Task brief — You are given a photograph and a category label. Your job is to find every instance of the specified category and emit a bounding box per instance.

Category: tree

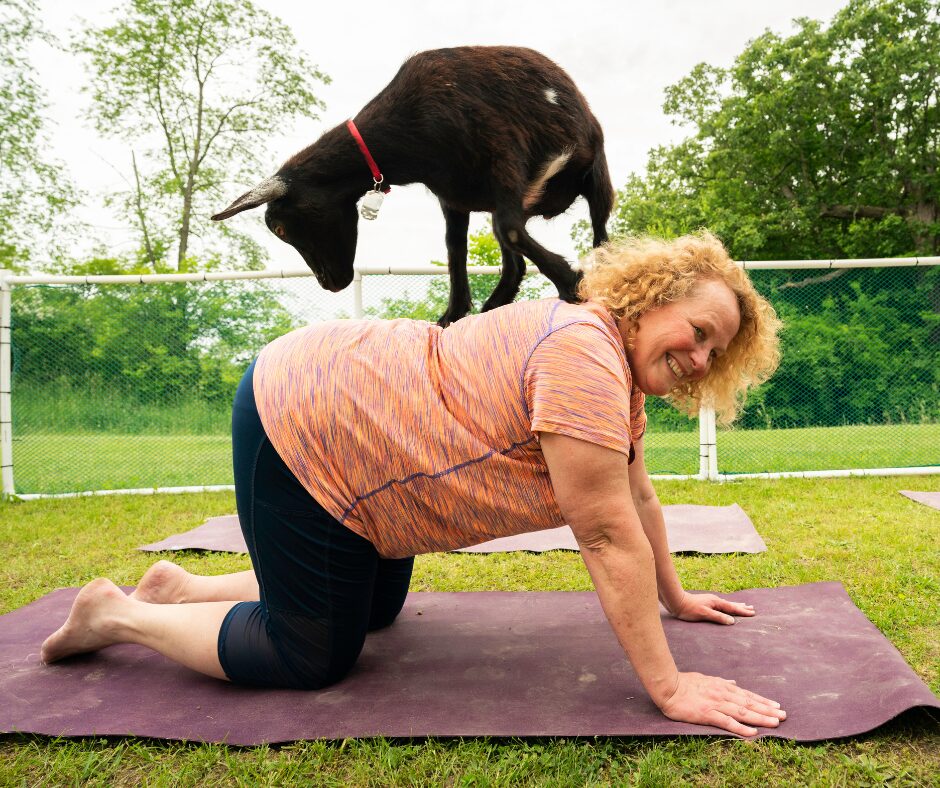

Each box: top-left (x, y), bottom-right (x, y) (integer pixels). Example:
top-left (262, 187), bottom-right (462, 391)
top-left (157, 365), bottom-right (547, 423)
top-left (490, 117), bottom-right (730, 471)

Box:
top-left (0, 0), bottom-right (78, 269)
top-left (606, 0), bottom-right (939, 263)
top-left (75, 0), bottom-right (329, 271)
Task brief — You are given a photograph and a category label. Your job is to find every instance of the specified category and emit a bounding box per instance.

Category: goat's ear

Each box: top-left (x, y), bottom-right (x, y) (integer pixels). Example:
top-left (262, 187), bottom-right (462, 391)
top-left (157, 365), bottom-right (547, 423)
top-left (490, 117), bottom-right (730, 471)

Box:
top-left (212, 176), bottom-right (288, 221)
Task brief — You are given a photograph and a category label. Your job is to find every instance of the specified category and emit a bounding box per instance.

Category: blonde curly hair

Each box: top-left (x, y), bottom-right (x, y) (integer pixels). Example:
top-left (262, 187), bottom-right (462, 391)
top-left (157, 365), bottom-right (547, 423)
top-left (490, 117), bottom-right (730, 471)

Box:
top-left (578, 231), bottom-right (782, 425)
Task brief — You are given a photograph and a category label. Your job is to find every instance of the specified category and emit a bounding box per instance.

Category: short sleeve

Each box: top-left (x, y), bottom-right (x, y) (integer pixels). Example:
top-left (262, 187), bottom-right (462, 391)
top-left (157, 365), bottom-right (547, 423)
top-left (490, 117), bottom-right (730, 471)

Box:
top-left (525, 320), bottom-right (636, 459)
top-left (631, 386), bottom-right (647, 443)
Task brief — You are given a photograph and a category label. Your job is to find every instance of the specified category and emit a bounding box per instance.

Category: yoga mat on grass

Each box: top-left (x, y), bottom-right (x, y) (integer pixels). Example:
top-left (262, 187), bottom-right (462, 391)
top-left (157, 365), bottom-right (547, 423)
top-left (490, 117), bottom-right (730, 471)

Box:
top-left (139, 516), bottom-right (244, 553)
top-left (138, 504), bottom-right (766, 555)
top-left (900, 490), bottom-right (940, 511)
top-left (456, 504), bottom-right (763, 554)
top-left (2, 583), bottom-right (937, 743)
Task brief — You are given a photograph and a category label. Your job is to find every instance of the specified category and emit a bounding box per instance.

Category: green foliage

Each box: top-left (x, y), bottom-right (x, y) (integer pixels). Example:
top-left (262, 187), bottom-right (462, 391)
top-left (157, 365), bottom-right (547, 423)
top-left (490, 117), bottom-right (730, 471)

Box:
top-left (0, 0), bottom-right (78, 268)
top-left (739, 267), bottom-right (940, 429)
top-left (605, 0), bottom-right (940, 260)
top-left (73, 0), bottom-right (330, 270)
top-left (12, 258), bottom-right (298, 422)
top-left (584, 0), bottom-right (940, 429)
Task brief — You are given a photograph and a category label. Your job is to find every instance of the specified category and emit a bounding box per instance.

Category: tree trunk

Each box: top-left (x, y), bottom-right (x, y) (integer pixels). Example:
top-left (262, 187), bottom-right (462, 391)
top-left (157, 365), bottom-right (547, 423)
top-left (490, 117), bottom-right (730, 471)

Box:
top-left (177, 177), bottom-right (193, 271)
top-left (132, 151), bottom-right (158, 271)
top-left (177, 86), bottom-right (205, 271)
top-left (819, 204), bottom-right (894, 220)
top-left (912, 200), bottom-right (937, 253)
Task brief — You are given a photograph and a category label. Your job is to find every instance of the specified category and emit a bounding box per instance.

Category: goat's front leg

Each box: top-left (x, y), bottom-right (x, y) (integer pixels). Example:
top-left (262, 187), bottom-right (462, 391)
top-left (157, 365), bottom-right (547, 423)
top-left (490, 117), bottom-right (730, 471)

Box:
top-left (493, 210), bottom-right (581, 303)
top-left (438, 204), bottom-right (472, 327)
top-left (481, 240), bottom-right (526, 313)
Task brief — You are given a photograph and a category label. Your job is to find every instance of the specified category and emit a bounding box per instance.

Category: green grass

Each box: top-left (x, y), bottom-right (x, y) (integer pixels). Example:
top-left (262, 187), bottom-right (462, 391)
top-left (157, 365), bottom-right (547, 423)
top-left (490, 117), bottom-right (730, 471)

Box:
top-left (14, 385), bottom-right (231, 435)
top-left (716, 423), bottom-right (940, 475)
top-left (13, 434), bottom-right (233, 493)
top-left (1, 476), bottom-right (938, 784)
top-left (639, 422), bottom-right (940, 477)
top-left (12, 423), bottom-right (939, 494)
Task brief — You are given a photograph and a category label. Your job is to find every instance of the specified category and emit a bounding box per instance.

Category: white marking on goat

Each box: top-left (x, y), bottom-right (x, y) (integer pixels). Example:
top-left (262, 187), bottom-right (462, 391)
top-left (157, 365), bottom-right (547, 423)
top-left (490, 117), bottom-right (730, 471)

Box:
top-left (544, 88), bottom-right (558, 104)
top-left (522, 150), bottom-right (573, 210)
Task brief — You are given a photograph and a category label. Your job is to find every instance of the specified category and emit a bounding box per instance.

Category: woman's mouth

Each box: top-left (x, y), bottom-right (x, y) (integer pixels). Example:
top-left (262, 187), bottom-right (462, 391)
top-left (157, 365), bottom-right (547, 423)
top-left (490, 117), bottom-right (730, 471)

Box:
top-left (666, 354), bottom-right (684, 379)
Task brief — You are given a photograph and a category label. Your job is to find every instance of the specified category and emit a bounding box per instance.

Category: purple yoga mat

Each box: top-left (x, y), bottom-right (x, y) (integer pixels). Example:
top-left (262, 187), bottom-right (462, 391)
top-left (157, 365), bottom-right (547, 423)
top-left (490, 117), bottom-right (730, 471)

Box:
top-left (1, 583), bottom-right (937, 743)
top-left (900, 490), bottom-right (940, 511)
top-left (138, 504), bottom-right (766, 555)
top-left (456, 504), bottom-right (764, 554)
top-left (139, 516), bottom-right (243, 553)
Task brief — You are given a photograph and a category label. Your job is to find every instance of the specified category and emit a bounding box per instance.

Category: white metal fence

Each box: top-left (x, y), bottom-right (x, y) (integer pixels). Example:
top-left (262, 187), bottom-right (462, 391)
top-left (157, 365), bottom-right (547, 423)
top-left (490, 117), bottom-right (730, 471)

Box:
top-left (3, 256), bottom-right (939, 499)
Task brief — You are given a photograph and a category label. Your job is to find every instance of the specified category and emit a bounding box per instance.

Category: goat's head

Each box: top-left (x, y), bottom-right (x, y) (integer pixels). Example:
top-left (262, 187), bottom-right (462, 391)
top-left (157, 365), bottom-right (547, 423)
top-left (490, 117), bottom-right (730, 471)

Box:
top-left (212, 176), bottom-right (358, 292)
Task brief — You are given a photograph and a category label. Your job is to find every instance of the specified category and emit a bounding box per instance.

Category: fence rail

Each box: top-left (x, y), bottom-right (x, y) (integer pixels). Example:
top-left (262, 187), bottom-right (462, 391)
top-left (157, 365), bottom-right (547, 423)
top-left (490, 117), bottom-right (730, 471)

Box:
top-left (3, 255), bottom-right (939, 499)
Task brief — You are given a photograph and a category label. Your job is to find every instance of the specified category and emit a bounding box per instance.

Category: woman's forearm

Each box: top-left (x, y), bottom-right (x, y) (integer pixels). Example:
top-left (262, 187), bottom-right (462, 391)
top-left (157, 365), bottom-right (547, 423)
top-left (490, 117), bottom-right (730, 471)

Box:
top-left (632, 493), bottom-right (685, 614)
top-left (577, 533), bottom-right (679, 706)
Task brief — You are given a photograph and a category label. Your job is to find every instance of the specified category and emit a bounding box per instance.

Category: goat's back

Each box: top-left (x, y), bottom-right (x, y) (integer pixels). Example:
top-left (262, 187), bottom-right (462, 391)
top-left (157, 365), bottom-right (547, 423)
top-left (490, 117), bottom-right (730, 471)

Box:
top-left (356, 46), bottom-right (605, 207)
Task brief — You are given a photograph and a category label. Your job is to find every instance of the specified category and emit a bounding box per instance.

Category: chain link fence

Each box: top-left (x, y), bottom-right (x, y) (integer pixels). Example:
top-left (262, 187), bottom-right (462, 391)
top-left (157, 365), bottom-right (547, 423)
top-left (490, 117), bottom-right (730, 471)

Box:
top-left (3, 260), bottom-right (938, 496)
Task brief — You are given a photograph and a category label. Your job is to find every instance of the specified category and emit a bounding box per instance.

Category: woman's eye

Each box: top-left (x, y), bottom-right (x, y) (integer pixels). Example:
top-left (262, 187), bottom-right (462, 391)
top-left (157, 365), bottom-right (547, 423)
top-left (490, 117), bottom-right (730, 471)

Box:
top-left (693, 326), bottom-right (705, 340)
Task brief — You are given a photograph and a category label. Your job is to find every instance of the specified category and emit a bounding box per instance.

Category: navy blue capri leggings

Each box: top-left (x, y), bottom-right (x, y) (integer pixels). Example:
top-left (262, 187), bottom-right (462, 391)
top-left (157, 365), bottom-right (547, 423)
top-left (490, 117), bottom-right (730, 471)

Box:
top-left (217, 361), bottom-right (414, 689)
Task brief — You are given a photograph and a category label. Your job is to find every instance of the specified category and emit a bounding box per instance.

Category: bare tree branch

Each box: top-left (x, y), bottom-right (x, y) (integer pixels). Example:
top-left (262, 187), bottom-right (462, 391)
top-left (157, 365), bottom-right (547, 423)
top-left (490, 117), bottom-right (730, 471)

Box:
top-left (777, 268), bottom-right (848, 290)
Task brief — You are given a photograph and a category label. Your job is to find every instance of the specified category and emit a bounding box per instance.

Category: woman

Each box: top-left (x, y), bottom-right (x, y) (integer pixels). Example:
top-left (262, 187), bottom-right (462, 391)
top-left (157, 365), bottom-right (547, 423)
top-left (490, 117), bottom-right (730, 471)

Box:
top-left (42, 232), bottom-right (785, 736)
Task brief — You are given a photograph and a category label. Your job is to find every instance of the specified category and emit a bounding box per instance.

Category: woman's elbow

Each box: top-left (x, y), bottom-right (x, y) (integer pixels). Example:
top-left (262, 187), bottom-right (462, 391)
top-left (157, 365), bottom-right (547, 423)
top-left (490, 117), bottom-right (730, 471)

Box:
top-left (574, 521), bottom-right (652, 559)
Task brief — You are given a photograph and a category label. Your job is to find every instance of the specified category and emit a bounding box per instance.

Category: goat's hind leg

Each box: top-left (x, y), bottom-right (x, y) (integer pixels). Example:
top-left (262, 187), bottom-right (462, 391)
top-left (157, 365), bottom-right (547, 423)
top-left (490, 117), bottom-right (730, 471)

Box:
top-left (437, 204), bottom-right (472, 327)
top-left (493, 210), bottom-right (581, 303)
top-left (583, 151), bottom-right (615, 248)
top-left (481, 240), bottom-right (526, 313)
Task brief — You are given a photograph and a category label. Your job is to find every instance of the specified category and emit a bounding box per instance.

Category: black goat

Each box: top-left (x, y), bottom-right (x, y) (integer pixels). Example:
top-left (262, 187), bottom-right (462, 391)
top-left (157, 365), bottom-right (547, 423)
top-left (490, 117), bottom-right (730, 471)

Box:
top-left (213, 46), bottom-right (614, 326)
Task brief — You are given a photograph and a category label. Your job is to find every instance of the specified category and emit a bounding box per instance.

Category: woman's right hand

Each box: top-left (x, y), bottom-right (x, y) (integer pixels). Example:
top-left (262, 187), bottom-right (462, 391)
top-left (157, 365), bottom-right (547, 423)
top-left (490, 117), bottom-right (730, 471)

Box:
top-left (657, 672), bottom-right (787, 736)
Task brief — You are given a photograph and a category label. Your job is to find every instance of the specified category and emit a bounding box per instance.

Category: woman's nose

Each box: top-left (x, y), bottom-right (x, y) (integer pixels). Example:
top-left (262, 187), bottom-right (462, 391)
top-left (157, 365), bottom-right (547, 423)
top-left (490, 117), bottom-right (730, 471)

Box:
top-left (690, 347), bottom-right (710, 373)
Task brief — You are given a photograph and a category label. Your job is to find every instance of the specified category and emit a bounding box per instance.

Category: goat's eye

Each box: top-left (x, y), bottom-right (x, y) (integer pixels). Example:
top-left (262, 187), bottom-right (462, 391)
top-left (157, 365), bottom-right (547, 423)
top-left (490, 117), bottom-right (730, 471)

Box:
top-left (273, 224), bottom-right (286, 238)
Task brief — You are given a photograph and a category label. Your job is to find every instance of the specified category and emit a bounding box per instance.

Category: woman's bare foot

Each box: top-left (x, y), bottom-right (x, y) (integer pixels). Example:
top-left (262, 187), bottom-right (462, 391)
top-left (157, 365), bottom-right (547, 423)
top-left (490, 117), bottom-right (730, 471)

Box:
top-left (41, 578), bottom-right (129, 663)
top-left (130, 560), bottom-right (191, 603)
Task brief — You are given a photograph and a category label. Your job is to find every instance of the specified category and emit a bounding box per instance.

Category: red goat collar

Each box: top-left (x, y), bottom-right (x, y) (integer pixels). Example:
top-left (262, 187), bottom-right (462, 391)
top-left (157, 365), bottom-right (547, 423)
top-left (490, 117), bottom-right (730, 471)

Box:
top-left (346, 120), bottom-right (391, 193)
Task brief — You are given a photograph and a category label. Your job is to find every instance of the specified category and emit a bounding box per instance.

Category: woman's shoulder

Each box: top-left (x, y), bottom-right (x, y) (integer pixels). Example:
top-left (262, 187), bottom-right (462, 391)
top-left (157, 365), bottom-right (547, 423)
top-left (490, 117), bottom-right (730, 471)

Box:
top-left (545, 298), bottom-right (618, 336)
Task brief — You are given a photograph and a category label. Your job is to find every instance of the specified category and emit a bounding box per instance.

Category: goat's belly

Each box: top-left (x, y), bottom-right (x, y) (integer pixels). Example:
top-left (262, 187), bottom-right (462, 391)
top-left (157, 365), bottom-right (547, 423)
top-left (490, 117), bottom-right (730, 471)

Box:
top-left (437, 193), bottom-right (495, 213)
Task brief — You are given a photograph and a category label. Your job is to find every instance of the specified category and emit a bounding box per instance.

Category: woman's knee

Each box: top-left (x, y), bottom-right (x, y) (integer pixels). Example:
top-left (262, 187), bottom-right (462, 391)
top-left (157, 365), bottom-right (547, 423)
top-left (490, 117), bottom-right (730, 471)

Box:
top-left (218, 602), bottom-right (363, 690)
top-left (368, 556), bottom-right (414, 631)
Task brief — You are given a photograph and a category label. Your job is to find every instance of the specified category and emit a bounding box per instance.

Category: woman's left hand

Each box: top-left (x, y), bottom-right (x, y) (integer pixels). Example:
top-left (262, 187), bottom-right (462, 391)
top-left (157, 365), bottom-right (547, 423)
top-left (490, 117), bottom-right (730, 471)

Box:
top-left (672, 591), bottom-right (755, 625)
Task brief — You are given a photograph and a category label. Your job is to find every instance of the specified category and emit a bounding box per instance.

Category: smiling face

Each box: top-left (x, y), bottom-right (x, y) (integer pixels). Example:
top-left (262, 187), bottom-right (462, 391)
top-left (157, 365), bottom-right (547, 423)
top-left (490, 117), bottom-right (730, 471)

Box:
top-left (621, 278), bottom-right (741, 397)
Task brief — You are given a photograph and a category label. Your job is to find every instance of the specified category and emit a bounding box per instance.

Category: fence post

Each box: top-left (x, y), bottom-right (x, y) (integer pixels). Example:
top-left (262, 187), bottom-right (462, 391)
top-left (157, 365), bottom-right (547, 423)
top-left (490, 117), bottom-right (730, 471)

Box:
top-left (705, 407), bottom-right (718, 480)
top-left (698, 406), bottom-right (718, 481)
top-left (698, 407), bottom-right (709, 479)
top-left (352, 271), bottom-right (364, 318)
top-left (0, 271), bottom-right (13, 497)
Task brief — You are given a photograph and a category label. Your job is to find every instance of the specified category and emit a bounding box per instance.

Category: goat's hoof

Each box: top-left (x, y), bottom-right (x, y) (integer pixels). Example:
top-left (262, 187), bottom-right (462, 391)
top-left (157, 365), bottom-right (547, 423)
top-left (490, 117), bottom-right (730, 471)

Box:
top-left (437, 308), bottom-right (471, 328)
top-left (480, 297), bottom-right (509, 313)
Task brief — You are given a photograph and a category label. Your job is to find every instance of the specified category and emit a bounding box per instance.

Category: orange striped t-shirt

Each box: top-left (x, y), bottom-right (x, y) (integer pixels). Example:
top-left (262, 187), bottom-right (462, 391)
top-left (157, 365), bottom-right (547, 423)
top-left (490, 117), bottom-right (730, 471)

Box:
top-left (253, 298), bottom-right (646, 558)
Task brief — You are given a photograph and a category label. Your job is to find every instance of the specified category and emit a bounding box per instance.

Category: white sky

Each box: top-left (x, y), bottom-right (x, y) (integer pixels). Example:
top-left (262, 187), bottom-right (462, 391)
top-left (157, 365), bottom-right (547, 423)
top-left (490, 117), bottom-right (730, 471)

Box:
top-left (34, 0), bottom-right (849, 271)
